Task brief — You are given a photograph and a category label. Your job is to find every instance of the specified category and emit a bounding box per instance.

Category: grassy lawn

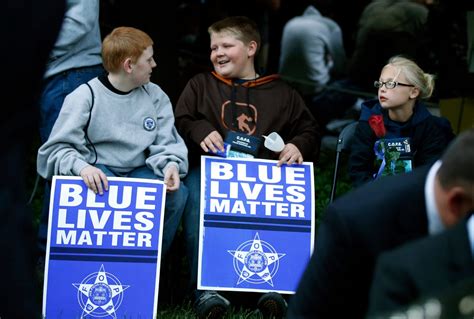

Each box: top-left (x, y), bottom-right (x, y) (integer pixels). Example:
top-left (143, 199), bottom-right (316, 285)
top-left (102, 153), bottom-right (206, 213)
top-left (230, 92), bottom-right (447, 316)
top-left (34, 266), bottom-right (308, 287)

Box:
top-left (26, 136), bottom-right (353, 318)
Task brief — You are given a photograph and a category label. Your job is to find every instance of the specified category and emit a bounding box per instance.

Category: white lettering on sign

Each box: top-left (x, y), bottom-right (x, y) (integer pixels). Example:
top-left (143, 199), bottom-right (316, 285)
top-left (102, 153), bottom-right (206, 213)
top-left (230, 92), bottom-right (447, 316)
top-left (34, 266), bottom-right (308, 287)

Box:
top-left (207, 161), bottom-right (309, 218)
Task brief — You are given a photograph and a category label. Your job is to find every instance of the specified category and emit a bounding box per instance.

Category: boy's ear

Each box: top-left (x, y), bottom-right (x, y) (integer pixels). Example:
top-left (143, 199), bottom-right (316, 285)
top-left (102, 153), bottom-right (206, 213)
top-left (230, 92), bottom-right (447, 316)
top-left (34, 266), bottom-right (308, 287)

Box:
top-left (123, 58), bottom-right (133, 73)
top-left (247, 40), bottom-right (258, 58)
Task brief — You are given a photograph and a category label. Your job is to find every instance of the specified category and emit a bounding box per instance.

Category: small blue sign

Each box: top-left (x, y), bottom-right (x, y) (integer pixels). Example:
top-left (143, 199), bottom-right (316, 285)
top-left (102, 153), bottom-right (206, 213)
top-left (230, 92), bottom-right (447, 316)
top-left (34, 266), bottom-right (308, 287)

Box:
top-left (43, 176), bottom-right (165, 318)
top-left (198, 156), bottom-right (315, 294)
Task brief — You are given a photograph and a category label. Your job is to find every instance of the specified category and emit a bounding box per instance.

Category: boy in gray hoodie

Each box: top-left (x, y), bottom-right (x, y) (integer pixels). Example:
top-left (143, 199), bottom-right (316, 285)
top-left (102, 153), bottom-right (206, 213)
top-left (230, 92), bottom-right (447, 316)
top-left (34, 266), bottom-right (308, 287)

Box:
top-left (37, 26), bottom-right (188, 256)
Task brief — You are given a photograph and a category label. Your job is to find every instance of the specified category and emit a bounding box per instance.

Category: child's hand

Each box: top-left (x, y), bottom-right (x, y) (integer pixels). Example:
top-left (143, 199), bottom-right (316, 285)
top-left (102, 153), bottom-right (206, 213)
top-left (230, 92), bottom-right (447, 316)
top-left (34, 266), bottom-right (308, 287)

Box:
top-left (80, 165), bottom-right (108, 195)
top-left (164, 165), bottom-right (180, 192)
top-left (200, 130), bottom-right (224, 153)
top-left (277, 143), bottom-right (303, 167)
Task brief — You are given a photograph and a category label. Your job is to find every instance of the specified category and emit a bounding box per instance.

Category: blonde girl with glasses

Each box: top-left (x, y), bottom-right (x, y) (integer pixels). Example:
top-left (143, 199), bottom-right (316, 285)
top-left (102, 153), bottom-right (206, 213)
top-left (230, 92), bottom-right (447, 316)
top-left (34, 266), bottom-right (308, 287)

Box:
top-left (348, 55), bottom-right (454, 187)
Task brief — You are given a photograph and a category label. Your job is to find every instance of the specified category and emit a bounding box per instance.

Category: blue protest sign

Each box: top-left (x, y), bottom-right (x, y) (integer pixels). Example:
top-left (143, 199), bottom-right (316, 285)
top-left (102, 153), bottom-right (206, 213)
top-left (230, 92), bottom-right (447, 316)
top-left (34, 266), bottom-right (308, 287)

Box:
top-left (43, 176), bottom-right (165, 318)
top-left (198, 156), bottom-right (315, 294)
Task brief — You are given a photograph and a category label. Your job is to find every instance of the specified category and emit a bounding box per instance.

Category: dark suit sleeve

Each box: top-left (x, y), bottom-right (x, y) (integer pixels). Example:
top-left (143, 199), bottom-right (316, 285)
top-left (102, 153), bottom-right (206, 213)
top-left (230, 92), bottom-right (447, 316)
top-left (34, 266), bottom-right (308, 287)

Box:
top-left (368, 218), bottom-right (473, 317)
top-left (367, 249), bottom-right (418, 317)
top-left (287, 206), bottom-right (355, 318)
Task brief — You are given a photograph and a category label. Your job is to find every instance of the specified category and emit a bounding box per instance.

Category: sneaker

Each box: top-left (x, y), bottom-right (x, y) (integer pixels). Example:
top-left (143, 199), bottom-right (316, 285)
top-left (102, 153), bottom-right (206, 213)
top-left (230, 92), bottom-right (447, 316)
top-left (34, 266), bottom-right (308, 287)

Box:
top-left (195, 290), bottom-right (230, 319)
top-left (257, 292), bottom-right (288, 319)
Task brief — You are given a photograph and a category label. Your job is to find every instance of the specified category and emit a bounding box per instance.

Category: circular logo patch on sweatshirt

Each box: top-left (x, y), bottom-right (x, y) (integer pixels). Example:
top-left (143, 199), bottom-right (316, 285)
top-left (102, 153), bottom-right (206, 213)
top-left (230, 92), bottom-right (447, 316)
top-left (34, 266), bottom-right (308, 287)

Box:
top-left (143, 117), bottom-right (156, 131)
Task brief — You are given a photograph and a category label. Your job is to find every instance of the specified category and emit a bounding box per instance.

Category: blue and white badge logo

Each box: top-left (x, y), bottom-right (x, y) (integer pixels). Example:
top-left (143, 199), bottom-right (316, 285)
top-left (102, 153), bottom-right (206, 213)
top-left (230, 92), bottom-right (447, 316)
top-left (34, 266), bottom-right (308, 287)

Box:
top-left (143, 117), bottom-right (156, 131)
top-left (73, 265), bottom-right (130, 318)
top-left (227, 233), bottom-right (285, 286)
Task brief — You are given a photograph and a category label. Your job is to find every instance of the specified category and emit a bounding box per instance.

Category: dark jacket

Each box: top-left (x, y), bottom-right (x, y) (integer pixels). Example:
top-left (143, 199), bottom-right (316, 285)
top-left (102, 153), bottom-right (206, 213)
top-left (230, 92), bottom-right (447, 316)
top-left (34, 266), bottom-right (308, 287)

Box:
top-left (175, 72), bottom-right (321, 167)
top-left (349, 99), bottom-right (454, 187)
top-left (287, 165), bottom-right (431, 318)
top-left (368, 216), bottom-right (474, 316)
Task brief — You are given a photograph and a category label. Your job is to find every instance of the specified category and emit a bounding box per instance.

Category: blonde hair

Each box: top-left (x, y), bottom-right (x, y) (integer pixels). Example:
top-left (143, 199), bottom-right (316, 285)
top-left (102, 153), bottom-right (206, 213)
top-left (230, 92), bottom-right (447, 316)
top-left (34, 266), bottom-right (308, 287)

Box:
top-left (208, 16), bottom-right (261, 55)
top-left (386, 56), bottom-right (435, 99)
top-left (102, 27), bottom-right (153, 73)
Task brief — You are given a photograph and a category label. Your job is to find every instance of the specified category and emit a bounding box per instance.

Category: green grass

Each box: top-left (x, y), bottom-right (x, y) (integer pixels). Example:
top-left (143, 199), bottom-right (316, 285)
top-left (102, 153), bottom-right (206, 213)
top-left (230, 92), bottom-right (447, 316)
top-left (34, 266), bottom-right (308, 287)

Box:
top-left (158, 303), bottom-right (260, 318)
top-left (27, 138), bottom-right (353, 318)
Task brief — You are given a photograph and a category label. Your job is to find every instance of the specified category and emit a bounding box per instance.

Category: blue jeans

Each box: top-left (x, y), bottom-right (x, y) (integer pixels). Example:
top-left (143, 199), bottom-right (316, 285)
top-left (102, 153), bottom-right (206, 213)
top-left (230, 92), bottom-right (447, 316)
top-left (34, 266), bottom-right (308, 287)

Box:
top-left (39, 64), bottom-right (104, 142)
top-left (181, 166), bottom-right (202, 291)
top-left (38, 165), bottom-right (188, 258)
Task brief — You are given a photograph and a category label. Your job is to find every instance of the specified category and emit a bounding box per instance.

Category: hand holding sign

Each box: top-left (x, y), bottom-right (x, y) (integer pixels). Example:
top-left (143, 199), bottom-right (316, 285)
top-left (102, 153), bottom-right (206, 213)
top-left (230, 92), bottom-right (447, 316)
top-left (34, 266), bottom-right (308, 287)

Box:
top-left (200, 130), bottom-right (225, 154)
top-left (277, 143), bottom-right (303, 167)
top-left (80, 165), bottom-right (109, 195)
top-left (263, 132), bottom-right (302, 166)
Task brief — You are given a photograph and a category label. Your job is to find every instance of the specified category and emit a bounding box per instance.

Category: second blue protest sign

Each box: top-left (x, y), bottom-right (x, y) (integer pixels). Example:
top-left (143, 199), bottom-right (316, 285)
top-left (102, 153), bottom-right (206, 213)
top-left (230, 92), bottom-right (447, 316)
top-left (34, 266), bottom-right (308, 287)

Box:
top-left (198, 156), bottom-right (315, 294)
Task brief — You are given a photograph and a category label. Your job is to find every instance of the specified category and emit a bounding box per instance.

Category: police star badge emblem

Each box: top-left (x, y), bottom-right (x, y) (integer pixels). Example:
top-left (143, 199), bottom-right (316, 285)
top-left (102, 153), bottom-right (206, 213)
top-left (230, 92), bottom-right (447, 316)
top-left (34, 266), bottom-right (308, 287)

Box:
top-left (73, 264), bottom-right (130, 318)
top-left (227, 233), bottom-right (286, 286)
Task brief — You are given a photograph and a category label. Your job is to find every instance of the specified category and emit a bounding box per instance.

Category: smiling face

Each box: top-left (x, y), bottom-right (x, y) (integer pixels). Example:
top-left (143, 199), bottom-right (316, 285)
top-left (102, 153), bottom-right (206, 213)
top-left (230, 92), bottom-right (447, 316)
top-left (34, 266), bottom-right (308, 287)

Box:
top-left (210, 31), bottom-right (257, 79)
top-left (130, 45), bottom-right (156, 87)
top-left (378, 64), bottom-right (419, 112)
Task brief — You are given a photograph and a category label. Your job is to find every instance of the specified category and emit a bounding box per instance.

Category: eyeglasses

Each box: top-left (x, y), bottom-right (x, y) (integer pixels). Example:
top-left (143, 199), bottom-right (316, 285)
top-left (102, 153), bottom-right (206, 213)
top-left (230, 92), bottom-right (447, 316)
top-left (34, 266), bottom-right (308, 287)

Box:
top-left (374, 80), bottom-right (414, 89)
